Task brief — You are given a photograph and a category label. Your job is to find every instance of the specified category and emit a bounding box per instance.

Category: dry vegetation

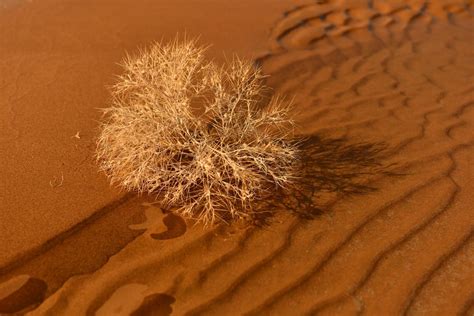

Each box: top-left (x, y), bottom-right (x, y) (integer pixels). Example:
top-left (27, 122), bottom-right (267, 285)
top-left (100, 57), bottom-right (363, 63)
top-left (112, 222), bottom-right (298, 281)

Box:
top-left (96, 38), bottom-right (299, 225)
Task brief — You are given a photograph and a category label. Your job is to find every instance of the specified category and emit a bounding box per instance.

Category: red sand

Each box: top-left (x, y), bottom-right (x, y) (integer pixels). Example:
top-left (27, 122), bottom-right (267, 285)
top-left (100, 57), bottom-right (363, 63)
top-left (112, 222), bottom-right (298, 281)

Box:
top-left (1, 0), bottom-right (473, 315)
top-left (0, 0), bottom-right (293, 268)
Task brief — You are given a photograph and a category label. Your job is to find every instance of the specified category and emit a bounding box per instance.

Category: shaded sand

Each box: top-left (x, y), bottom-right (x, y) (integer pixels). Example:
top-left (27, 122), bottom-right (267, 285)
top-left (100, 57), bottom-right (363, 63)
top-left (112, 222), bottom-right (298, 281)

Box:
top-left (1, 0), bottom-right (474, 315)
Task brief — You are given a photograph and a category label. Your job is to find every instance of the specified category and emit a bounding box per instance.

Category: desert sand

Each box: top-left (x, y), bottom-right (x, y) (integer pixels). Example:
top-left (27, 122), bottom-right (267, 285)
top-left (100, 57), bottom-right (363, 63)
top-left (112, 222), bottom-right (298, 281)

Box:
top-left (0, 0), bottom-right (473, 315)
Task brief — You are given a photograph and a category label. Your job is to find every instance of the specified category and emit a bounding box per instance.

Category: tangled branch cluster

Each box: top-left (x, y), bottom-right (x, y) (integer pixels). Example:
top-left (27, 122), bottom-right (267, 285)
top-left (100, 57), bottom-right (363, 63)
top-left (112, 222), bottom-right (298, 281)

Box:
top-left (96, 38), bottom-right (299, 225)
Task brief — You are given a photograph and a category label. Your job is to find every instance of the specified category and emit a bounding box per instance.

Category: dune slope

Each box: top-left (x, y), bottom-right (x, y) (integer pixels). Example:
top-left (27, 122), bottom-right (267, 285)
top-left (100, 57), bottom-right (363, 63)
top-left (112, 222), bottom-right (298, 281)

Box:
top-left (0, 0), bottom-right (473, 315)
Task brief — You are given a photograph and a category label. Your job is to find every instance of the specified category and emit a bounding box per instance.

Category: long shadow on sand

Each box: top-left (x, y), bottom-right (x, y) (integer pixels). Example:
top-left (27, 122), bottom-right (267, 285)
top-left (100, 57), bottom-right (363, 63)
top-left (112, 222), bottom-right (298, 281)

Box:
top-left (254, 134), bottom-right (397, 223)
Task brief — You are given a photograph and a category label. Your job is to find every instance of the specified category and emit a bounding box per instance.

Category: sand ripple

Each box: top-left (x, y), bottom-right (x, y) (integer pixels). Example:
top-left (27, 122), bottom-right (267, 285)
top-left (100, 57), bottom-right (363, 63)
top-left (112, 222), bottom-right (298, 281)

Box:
top-left (1, 0), bottom-right (473, 315)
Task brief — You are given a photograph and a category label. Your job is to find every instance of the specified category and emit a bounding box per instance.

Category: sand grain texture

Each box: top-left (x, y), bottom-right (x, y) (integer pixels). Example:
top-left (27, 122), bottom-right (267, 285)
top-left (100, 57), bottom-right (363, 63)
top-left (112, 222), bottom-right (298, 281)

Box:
top-left (1, 0), bottom-right (474, 315)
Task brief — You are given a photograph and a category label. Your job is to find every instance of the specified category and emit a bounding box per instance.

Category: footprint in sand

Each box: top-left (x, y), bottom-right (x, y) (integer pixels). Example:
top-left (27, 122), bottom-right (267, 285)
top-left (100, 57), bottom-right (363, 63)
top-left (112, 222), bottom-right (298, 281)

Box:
top-left (129, 203), bottom-right (186, 240)
top-left (131, 293), bottom-right (175, 316)
top-left (96, 283), bottom-right (175, 316)
top-left (0, 275), bottom-right (47, 314)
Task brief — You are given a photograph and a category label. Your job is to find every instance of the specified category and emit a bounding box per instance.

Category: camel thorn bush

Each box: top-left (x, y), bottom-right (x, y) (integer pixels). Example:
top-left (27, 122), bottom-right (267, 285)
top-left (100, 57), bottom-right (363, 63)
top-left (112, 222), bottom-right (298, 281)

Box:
top-left (96, 37), bottom-right (300, 225)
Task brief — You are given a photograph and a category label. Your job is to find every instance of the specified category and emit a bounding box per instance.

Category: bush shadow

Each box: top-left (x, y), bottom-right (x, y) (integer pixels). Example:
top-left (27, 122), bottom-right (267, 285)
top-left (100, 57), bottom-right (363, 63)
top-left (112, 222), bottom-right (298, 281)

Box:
top-left (252, 134), bottom-right (398, 224)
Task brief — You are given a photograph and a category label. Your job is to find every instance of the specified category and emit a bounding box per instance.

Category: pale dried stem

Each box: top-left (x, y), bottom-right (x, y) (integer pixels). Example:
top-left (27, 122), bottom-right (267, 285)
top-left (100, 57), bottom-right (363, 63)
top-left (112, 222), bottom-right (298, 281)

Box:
top-left (96, 38), bottom-right (299, 225)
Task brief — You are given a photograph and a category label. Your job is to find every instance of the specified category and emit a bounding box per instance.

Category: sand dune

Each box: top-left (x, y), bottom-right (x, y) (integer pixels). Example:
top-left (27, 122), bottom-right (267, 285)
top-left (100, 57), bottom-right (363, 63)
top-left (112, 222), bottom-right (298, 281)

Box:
top-left (1, 0), bottom-right (473, 315)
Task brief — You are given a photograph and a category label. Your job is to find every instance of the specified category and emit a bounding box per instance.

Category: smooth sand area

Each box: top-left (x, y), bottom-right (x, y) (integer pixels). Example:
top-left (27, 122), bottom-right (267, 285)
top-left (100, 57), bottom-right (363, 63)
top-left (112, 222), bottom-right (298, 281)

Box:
top-left (1, 0), bottom-right (473, 315)
top-left (0, 0), bottom-right (292, 268)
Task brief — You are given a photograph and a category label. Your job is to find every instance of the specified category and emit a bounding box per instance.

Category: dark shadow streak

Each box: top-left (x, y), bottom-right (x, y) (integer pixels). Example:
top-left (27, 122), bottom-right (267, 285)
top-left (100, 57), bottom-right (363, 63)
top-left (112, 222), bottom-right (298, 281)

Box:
top-left (253, 134), bottom-right (399, 224)
top-left (0, 193), bottom-right (134, 276)
top-left (0, 277), bottom-right (47, 314)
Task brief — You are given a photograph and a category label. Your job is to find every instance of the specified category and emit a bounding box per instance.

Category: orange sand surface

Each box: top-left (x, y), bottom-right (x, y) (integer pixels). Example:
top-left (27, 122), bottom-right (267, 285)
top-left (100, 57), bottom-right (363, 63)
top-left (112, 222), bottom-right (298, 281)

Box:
top-left (1, 0), bottom-right (474, 315)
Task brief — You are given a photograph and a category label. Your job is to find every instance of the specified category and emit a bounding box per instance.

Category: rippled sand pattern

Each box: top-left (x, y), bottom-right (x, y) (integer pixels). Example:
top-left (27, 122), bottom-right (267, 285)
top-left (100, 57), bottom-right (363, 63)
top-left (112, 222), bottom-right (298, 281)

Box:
top-left (1, 0), bottom-right (473, 315)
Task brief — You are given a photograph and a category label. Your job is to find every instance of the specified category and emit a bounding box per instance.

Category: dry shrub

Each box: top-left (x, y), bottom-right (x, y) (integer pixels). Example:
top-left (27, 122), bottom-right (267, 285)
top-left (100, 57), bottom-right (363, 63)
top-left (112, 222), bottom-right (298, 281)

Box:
top-left (96, 38), bottom-right (299, 225)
